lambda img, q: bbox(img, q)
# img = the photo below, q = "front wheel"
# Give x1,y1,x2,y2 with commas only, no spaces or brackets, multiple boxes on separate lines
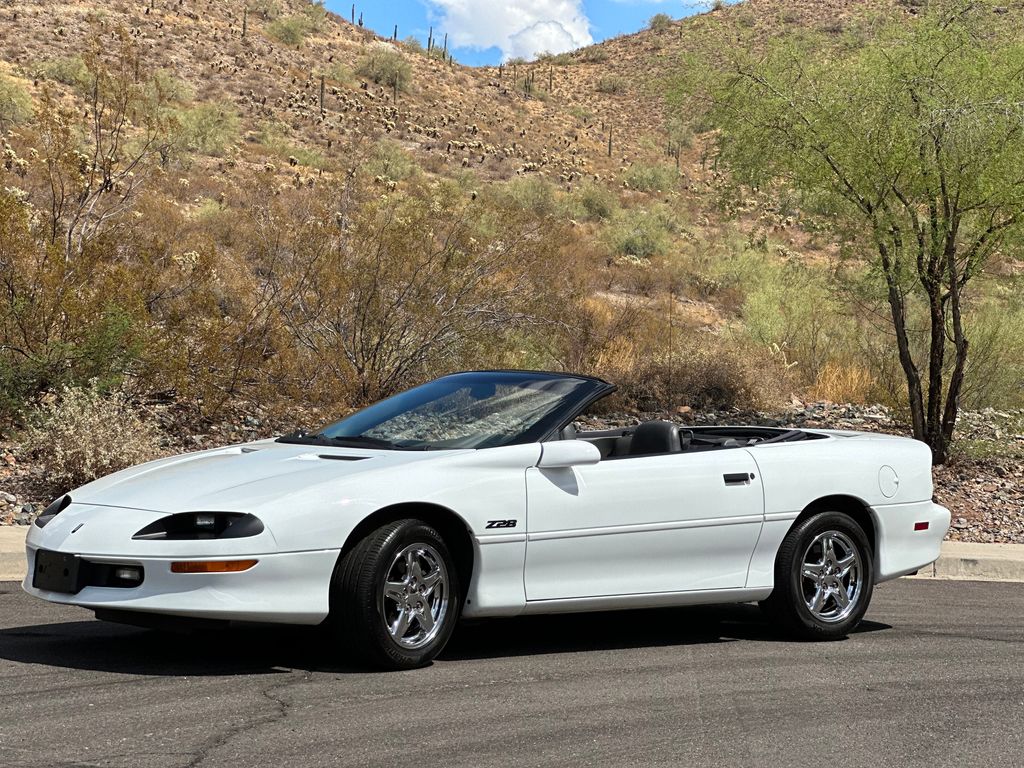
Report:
329,519,461,669
760,512,874,640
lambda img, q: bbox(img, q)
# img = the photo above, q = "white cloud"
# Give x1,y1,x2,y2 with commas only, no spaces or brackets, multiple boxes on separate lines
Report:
426,0,593,61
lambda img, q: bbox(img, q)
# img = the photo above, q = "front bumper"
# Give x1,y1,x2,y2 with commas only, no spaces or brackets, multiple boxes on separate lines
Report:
22,545,339,625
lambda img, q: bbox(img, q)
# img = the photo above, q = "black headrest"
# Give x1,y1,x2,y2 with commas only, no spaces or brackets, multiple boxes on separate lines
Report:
628,420,682,456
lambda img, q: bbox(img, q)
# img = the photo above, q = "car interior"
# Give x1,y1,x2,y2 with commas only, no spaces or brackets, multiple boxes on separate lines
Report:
561,420,824,460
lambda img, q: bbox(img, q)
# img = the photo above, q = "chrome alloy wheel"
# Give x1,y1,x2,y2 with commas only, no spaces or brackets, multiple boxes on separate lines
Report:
800,530,863,623
381,543,449,649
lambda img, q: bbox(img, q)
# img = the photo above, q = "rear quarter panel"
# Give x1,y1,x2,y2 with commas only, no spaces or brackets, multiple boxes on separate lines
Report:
749,432,934,513
744,432,941,586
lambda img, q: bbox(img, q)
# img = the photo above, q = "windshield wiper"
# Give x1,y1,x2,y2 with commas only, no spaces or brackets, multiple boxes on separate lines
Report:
318,434,401,449
276,431,429,450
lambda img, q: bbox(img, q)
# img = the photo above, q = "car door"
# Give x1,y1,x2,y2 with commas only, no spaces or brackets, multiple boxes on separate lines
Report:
524,449,764,601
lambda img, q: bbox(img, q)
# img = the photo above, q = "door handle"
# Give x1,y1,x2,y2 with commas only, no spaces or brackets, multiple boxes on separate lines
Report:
723,472,754,486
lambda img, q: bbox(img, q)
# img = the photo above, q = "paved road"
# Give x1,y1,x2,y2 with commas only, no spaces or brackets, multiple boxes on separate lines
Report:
0,579,1021,768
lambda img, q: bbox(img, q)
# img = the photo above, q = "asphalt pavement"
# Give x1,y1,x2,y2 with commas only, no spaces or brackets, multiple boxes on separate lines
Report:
0,579,1021,768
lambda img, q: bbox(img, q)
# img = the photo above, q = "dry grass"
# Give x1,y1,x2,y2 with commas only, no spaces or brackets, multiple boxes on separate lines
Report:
22,383,162,495
810,361,875,404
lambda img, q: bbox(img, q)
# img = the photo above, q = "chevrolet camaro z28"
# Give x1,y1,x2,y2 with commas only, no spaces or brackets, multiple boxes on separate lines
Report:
24,370,950,669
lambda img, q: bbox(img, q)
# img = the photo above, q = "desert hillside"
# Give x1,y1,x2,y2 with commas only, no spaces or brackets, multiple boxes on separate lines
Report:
0,0,1023,538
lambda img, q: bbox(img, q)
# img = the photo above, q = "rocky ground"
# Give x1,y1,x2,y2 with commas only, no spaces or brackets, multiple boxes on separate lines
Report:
2,402,1023,543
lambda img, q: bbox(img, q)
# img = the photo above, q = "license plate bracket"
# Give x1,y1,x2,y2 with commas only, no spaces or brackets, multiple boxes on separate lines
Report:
33,549,84,594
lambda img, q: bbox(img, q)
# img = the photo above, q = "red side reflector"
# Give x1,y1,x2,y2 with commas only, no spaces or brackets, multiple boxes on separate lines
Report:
171,560,258,574
914,522,929,531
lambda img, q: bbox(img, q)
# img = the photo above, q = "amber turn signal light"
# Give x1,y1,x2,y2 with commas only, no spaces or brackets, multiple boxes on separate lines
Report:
170,559,258,574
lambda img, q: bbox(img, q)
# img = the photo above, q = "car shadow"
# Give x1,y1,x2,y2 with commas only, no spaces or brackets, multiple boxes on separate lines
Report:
442,603,891,661
0,603,891,676
0,618,346,676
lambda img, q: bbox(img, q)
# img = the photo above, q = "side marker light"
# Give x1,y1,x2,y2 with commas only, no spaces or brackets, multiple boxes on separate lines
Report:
170,560,258,574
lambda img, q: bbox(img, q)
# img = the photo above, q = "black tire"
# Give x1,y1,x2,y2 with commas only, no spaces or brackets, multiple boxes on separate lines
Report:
760,511,874,640
329,519,462,670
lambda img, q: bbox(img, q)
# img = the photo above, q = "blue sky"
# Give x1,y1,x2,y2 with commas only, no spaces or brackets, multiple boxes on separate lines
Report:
325,1,713,66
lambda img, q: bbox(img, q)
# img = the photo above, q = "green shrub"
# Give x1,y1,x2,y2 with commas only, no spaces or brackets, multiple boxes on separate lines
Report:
579,47,608,64
624,163,678,192
248,0,281,20
604,207,676,260
0,75,32,129
666,117,694,151
0,297,149,422
595,75,627,94
266,3,324,46
148,69,194,103
958,293,1024,409
364,139,418,182
536,51,573,65
569,105,593,122
34,56,90,90
267,15,311,45
173,102,240,156
255,122,327,168
739,258,850,379
502,177,558,217
648,13,673,32
356,48,412,92
322,62,354,84
403,36,425,54
565,183,618,221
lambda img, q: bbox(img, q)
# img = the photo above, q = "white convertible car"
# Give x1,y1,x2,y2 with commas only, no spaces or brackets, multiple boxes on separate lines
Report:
24,370,950,669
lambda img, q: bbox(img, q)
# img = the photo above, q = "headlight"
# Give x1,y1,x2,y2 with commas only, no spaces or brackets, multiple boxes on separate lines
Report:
132,512,265,540
34,495,71,528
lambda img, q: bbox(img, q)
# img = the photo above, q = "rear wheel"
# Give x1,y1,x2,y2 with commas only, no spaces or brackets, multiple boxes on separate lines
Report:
330,519,461,669
760,511,874,640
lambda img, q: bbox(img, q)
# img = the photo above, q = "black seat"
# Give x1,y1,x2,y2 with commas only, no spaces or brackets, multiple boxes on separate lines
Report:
627,420,682,456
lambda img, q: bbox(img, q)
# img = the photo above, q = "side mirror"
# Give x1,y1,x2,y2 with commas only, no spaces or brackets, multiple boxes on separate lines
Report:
537,440,601,469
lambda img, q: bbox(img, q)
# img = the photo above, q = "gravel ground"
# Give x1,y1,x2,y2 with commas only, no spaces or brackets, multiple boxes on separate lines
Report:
2,401,1023,543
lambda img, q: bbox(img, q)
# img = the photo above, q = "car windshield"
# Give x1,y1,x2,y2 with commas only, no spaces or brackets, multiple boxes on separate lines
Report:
286,371,609,450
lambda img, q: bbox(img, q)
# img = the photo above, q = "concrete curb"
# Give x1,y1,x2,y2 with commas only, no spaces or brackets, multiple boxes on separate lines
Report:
2,526,1023,583
909,541,1024,583
0,526,27,582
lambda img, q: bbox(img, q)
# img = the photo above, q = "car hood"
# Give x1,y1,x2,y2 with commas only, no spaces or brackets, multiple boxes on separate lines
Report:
68,440,473,514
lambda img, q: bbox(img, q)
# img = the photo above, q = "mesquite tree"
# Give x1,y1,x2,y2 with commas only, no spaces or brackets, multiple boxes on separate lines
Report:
687,1,1024,463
